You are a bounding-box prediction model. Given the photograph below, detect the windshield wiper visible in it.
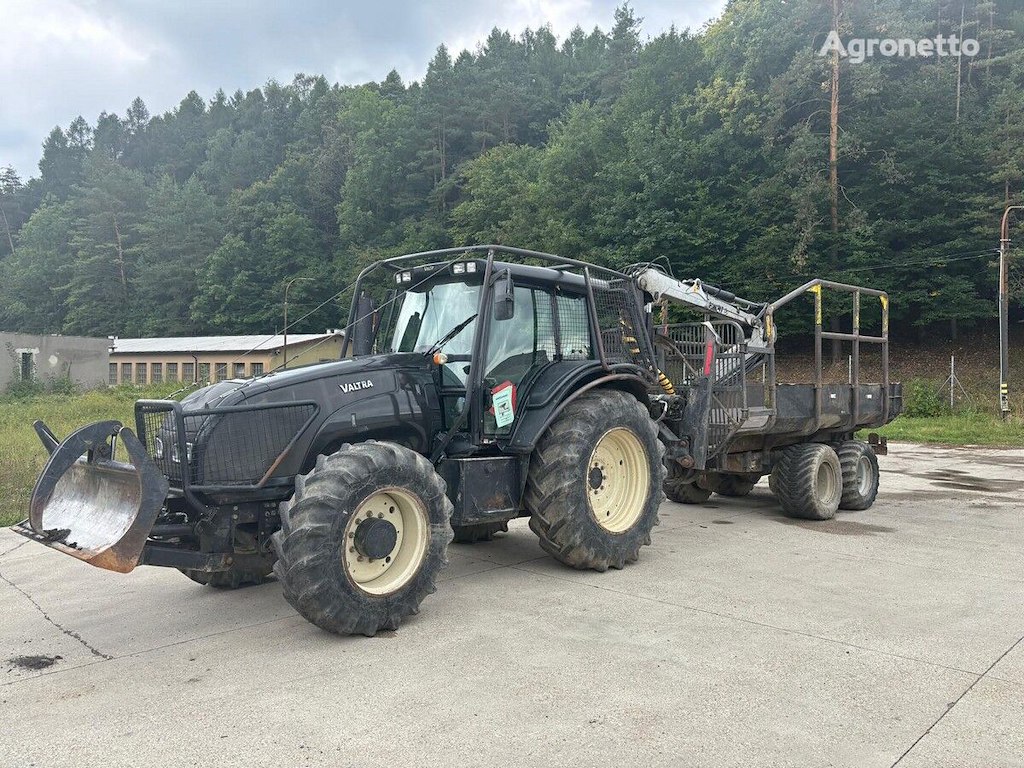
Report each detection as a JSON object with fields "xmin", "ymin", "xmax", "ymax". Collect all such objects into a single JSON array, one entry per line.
[{"xmin": 425, "ymin": 313, "xmax": 477, "ymax": 357}]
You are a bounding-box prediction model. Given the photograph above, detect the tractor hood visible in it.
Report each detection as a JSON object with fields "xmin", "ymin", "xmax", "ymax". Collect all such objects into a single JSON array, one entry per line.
[
  {"xmin": 179, "ymin": 353, "xmax": 434, "ymax": 410},
  {"xmin": 172, "ymin": 352, "xmax": 444, "ymax": 481}
]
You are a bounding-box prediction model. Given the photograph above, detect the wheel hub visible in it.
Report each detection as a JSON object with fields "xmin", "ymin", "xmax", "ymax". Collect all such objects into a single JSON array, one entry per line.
[
  {"xmin": 587, "ymin": 427, "xmax": 650, "ymax": 533},
  {"xmin": 342, "ymin": 488, "xmax": 429, "ymax": 596},
  {"xmin": 353, "ymin": 517, "xmax": 398, "ymax": 560}
]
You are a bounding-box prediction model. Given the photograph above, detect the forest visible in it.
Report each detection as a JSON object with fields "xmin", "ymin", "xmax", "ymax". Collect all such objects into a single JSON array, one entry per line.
[{"xmin": 0, "ymin": 0, "xmax": 1021, "ymax": 341}]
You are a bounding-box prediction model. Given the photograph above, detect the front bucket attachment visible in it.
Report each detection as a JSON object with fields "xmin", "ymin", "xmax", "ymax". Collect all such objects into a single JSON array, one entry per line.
[{"xmin": 17, "ymin": 420, "xmax": 169, "ymax": 573}]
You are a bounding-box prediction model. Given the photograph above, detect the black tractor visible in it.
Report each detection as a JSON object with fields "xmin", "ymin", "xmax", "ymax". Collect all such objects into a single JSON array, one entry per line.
[{"xmin": 17, "ymin": 246, "xmax": 900, "ymax": 635}]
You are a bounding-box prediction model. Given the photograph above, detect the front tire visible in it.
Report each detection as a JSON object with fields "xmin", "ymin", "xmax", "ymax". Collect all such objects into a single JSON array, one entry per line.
[
  {"xmin": 452, "ymin": 521, "xmax": 509, "ymax": 543},
  {"xmin": 525, "ymin": 390, "xmax": 665, "ymax": 571},
  {"xmin": 714, "ymin": 474, "xmax": 758, "ymax": 498},
  {"xmin": 272, "ymin": 441, "xmax": 453, "ymax": 636},
  {"xmin": 180, "ymin": 529, "xmax": 275, "ymax": 589},
  {"xmin": 665, "ymin": 479, "xmax": 713, "ymax": 504},
  {"xmin": 836, "ymin": 440, "xmax": 879, "ymax": 510}
]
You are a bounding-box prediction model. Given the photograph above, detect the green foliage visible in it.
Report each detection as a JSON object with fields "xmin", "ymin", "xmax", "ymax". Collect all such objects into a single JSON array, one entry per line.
[
  {"xmin": 0, "ymin": 384, "xmax": 184, "ymax": 525},
  {"xmin": 0, "ymin": 1, "xmax": 1022, "ymax": 339},
  {"xmin": 863, "ymin": 412, "xmax": 1024, "ymax": 446},
  {"xmin": 901, "ymin": 379, "xmax": 950, "ymax": 418}
]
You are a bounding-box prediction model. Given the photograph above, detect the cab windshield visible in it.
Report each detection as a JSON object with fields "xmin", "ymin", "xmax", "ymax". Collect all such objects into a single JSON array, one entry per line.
[{"xmin": 388, "ymin": 280, "xmax": 481, "ymax": 356}]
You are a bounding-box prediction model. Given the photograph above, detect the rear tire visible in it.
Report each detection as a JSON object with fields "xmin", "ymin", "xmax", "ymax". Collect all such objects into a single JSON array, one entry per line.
[
  {"xmin": 525, "ymin": 390, "xmax": 665, "ymax": 571},
  {"xmin": 773, "ymin": 443, "xmax": 842, "ymax": 521},
  {"xmin": 452, "ymin": 521, "xmax": 509, "ymax": 543},
  {"xmin": 836, "ymin": 440, "xmax": 879, "ymax": 510},
  {"xmin": 272, "ymin": 441, "xmax": 453, "ymax": 636},
  {"xmin": 715, "ymin": 474, "xmax": 758, "ymax": 498}
]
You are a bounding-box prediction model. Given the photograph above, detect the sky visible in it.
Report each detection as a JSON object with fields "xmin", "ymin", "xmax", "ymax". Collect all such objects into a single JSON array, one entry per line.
[{"xmin": 1, "ymin": 0, "xmax": 727, "ymax": 180}]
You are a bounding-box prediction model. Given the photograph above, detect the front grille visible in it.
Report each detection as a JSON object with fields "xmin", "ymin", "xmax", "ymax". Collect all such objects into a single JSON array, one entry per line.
[{"xmin": 137, "ymin": 401, "xmax": 317, "ymax": 487}]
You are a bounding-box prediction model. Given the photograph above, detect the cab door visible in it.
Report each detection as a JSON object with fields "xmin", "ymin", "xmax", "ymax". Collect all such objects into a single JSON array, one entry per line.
[{"xmin": 480, "ymin": 283, "xmax": 600, "ymax": 438}]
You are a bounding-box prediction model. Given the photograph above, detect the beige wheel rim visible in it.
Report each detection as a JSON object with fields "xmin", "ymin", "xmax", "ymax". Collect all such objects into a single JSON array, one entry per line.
[
  {"xmin": 587, "ymin": 427, "xmax": 650, "ymax": 533},
  {"xmin": 342, "ymin": 488, "xmax": 429, "ymax": 595},
  {"xmin": 856, "ymin": 456, "xmax": 873, "ymax": 496},
  {"xmin": 816, "ymin": 461, "xmax": 839, "ymax": 504}
]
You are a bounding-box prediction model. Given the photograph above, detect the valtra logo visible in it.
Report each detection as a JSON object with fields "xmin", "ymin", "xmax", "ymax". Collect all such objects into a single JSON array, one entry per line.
[{"xmin": 339, "ymin": 379, "xmax": 374, "ymax": 394}]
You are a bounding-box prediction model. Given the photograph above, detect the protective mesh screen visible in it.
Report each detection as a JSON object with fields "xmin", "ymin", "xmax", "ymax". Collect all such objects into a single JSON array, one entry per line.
[
  {"xmin": 590, "ymin": 278, "xmax": 656, "ymax": 370},
  {"xmin": 137, "ymin": 402, "xmax": 316, "ymax": 487}
]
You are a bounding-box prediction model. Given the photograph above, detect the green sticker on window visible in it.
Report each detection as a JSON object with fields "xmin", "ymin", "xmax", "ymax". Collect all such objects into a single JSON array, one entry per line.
[{"xmin": 492, "ymin": 384, "xmax": 515, "ymax": 428}]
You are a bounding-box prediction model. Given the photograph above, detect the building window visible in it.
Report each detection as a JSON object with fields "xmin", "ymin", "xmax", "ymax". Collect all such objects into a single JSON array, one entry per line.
[
  {"xmin": 121, "ymin": 363, "xmax": 132, "ymax": 383},
  {"xmin": 198, "ymin": 363, "xmax": 210, "ymax": 383},
  {"xmin": 250, "ymin": 362, "xmax": 264, "ymax": 377},
  {"xmin": 151, "ymin": 362, "xmax": 163, "ymax": 383},
  {"xmin": 166, "ymin": 362, "xmax": 178, "ymax": 382},
  {"xmin": 215, "ymin": 363, "xmax": 228, "ymax": 381},
  {"xmin": 135, "ymin": 362, "xmax": 147, "ymax": 385},
  {"xmin": 19, "ymin": 352, "xmax": 34, "ymax": 381},
  {"xmin": 233, "ymin": 362, "xmax": 246, "ymax": 378},
  {"xmin": 109, "ymin": 363, "xmax": 117, "ymax": 385},
  {"xmin": 183, "ymin": 362, "xmax": 195, "ymax": 382}
]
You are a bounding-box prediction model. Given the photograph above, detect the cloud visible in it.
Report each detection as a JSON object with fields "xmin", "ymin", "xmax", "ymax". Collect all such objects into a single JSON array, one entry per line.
[{"xmin": 0, "ymin": 0, "xmax": 726, "ymax": 179}]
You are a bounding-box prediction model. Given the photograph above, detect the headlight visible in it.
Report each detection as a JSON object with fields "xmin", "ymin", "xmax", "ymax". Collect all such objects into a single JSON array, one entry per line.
[{"xmin": 170, "ymin": 442, "xmax": 194, "ymax": 463}]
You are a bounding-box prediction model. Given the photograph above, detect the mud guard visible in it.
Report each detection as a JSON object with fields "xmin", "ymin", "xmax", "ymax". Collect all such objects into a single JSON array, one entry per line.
[{"xmin": 14, "ymin": 420, "xmax": 169, "ymax": 573}]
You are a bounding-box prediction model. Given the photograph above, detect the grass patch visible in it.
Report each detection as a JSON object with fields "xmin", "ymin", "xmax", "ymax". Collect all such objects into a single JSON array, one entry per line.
[
  {"xmin": 862, "ymin": 412, "xmax": 1024, "ymax": 447},
  {"xmin": 0, "ymin": 384, "xmax": 185, "ymax": 527}
]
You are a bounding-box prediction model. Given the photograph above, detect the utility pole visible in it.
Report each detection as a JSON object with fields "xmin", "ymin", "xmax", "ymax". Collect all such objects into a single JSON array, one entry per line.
[
  {"xmin": 999, "ymin": 206, "xmax": 1023, "ymax": 420},
  {"xmin": 828, "ymin": 0, "xmax": 842, "ymax": 363},
  {"xmin": 283, "ymin": 276, "xmax": 314, "ymax": 370}
]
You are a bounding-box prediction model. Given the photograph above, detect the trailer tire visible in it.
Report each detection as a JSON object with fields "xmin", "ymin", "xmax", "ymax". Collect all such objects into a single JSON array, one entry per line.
[
  {"xmin": 272, "ymin": 441, "xmax": 453, "ymax": 636},
  {"xmin": 715, "ymin": 474, "xmax": 758, "ymax": 498},
  {"xmin": 774, "ymin": 443, "xmax": 842, "ymax": 521},
  {"xmin": 452, "ymin": 521, "xmax": 509, "ymax": 543},
  {"xmin": 836, "ymin": 440, "xmax": 879, "ymax": 510},
  {"xmin": 526, "ymin": 390, "xmax": 665, "ymax": 571}
]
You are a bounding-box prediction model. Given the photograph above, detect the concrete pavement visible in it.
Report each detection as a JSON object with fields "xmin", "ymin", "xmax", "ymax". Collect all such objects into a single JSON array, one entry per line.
[{"xmin": 1, "ymin": 442, "xmax": 1021, "ymax": 767}]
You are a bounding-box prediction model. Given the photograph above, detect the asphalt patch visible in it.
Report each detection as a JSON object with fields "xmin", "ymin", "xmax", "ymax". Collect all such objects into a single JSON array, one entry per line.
[{"xmin": 7, "ymin": 654, "xmax": 63, "ymax": 671}]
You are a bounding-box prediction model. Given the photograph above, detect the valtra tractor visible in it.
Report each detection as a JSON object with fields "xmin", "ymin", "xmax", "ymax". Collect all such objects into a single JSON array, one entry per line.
[{"xmin": 15, "ymin": 246, "xmax": 900, "ymax": 635}]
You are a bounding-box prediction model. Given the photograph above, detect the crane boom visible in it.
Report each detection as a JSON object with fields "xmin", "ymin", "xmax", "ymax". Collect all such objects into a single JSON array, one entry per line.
[{"xmin": 632, "ymin": 268, "xmax": 763, "ymax": 330}]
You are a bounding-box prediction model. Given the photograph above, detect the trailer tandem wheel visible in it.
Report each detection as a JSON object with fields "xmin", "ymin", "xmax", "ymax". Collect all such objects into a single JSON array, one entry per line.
[
  {"xmin": 836, "ymin": 440, "xmax": 880, "ymax": 511},
  {"xmin": 772, "ymin": 443, "xmax": 842, "ymax": 521}
]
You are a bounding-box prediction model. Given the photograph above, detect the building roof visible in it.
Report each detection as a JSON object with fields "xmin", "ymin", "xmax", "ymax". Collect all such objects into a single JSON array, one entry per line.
[{"xmin": 111, "ymin": 332, "xmax": 342, "ymax": 355}]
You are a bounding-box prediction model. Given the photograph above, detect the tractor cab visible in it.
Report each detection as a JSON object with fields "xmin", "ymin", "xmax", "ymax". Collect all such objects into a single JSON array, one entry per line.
[{"xmin": 352, "ymin": 253, "xmax": 613, "ymax": 453}]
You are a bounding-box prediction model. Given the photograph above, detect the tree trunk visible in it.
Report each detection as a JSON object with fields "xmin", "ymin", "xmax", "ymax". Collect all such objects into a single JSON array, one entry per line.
[
  {"xmin": 112, "ymin": 215, "xmax": 129, "ymax": 300},
  {"xmin": 0, "ymin": 203, "xmax": 15, "ymax": 257},
  {"xmin": 955, "ymin": 4, "xmax": 965, "ymax": 122}
]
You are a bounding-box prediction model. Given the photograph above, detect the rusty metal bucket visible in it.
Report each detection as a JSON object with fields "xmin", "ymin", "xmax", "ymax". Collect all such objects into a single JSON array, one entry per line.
[{"xmin": 14, "ymin": 420, "xmax": 169, "ymax": 573}]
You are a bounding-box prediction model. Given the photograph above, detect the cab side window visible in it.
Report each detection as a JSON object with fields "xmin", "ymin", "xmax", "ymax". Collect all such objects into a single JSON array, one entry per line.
[{"xmin": 485, "ymin": 286, "xmax": 552, "ymax": 384}]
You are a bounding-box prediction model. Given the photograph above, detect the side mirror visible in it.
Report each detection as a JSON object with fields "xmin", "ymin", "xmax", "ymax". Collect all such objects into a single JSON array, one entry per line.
[{"xmin": 493, "ymin": 269, "xmax": 515, "ymax": 321}]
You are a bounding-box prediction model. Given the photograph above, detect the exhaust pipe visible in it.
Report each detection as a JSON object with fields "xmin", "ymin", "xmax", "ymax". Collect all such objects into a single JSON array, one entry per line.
[{"xmin": 14, "ymin": 420, "xmax": 169, "ymax": 573}]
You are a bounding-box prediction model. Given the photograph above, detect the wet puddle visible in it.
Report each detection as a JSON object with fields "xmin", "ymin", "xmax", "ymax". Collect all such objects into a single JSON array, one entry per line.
[
  {"xmin": 919, "ymin": 469, "xmax": 1023, "ymax": 494},
  {"xmin": 776, "ymin": 518, "xmax": 895, "ymax": 536}
]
